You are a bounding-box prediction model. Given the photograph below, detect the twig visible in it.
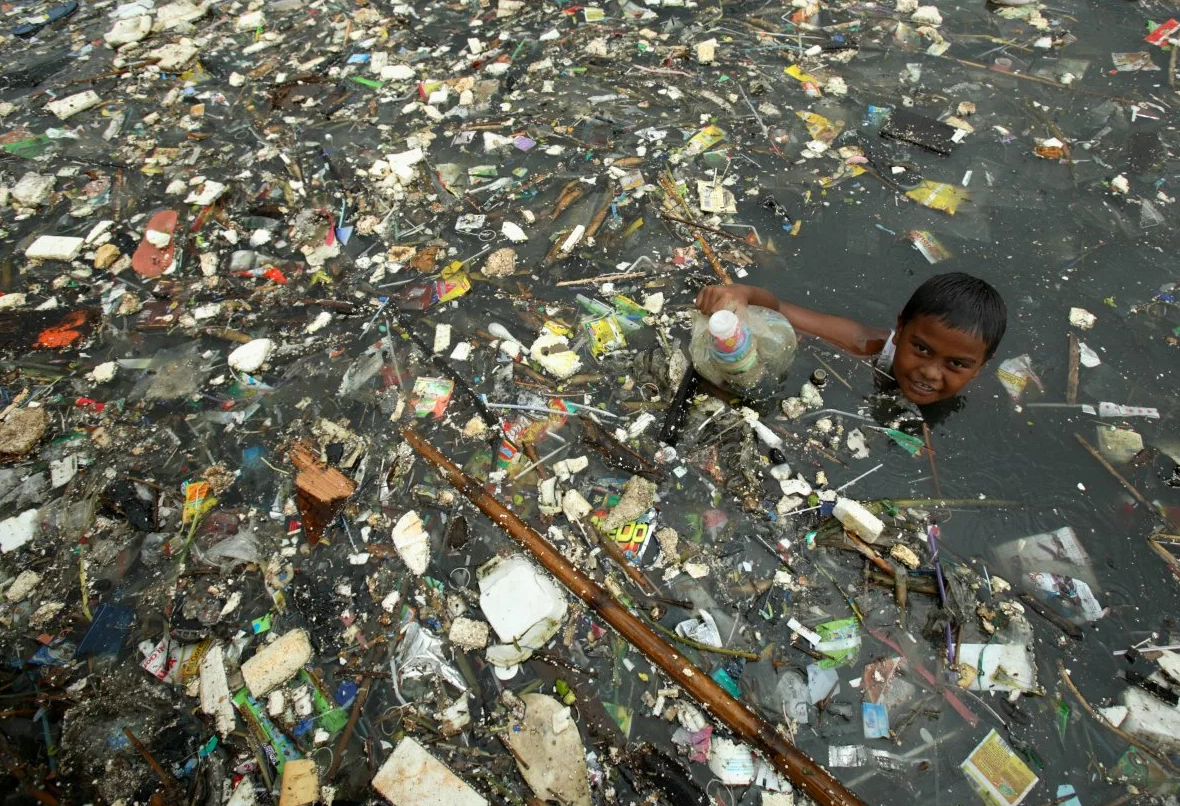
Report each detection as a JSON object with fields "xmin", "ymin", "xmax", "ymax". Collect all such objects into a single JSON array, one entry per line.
[
  {"xmin": 890, "ymin": 498, "xmax": 1018, "ymax": 509},
  {"xmin": 926, "ymin": 525, "xmax": 956, "ymax": 667},
  {"xmin": 123, "ymin": 727, "xmax": 183, "ymax": 799},
  {"xmin": 554, "ymin": 271, "xmax": 648, "ymax": 287},
  {"xmin": 581, "ymin": 519, "xmax": 660, "ymax": 597},
  {"xmin": 658, "ymin": 212, "xmax": 770, "ymax": 252},
  {"xmin": 1057, "ymin": 660, "xmax": 1180, "ymax": 773},
  {"xmin": 0, "ymin": 389, "xmax": 30, "ymax": 422},
  {"xmin": 844, "ymin": 531, "xmax": 894, "ymax": 577},
  {"xmin": 922, "ymin": 423, "xmax": 942, "ymax": 498},
  {"xmin": 810, "ymin": 353, "xmax": 853, "ymax": 390},
  {"xmin": 657, "ymin": 174, "xmax": 731, "ymax": 285},
  {"xmin": 1018, "ymin": 592, "xmax": 1083, "ymax": 639},
  {"xmin": 328, "ymin": 658, "xmax": 375, "ymax": 781},
  {"xmin": 1066, "ymin": 333, "xmax": 1079, "ymax": 404},
  {"xmin": 645, "ymin": 617, "xmax": 760, "ymax": 660},
  {"xmin": 940, "ymin": 54, "xmax": 1138, "ymax": 102},
  {"xmin": 1075, "ymin": 434, "xmax": 1179, "ymax": 531}
]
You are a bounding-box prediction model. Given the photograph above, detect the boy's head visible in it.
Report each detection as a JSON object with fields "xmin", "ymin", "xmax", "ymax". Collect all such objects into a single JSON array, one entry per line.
[{"xmin": 891, "ymin": 273, "xmax": 1006, "ymax": 405}]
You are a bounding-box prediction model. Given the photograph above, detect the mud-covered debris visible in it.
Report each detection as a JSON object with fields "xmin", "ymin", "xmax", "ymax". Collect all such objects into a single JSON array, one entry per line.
[{"xmin": 0, "ymin": 407, "xmax": 49, "ymax": 457}]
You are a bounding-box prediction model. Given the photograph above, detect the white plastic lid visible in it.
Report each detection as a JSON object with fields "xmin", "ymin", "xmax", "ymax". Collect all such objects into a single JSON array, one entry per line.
[{"xmin": 708, "ymin": 309, "xmax": 739, "ymax": 340}]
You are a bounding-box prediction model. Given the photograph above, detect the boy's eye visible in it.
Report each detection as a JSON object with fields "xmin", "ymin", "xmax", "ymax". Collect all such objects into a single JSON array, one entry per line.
[
  {"xmin": 948, "ymin": 359, "xmax": 973, "ymax": 370},
  {"xmin": 912, "ymin": 341, "xmax": 930, "ymax": 355}
]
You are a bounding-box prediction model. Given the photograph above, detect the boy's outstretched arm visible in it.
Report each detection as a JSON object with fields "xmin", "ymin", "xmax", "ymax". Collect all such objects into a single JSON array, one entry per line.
[{"xmin": 695, "ymin": 284, "xmax": 890, "ymax": 357}]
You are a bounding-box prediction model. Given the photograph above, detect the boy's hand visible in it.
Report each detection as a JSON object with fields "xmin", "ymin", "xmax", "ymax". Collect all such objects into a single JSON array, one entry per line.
[{"xmin": 695, "ymin": 284, "xmax": 755, "ymax": 315}]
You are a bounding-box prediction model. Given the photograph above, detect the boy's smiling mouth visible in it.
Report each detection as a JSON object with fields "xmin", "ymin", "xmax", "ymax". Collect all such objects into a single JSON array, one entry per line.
[
  {"xmin": 901, "ymin": 375, "xmax": 940, "ymax": 402},
  {"xmin": 910, "ymin": 379, "xmax": 937, "ymax": 395}
]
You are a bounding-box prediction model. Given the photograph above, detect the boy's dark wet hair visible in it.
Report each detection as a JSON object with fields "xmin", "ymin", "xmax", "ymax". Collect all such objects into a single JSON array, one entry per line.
[{"xmin": 899, "ymin": 272, "xmax": 1007, "ymax": 358}]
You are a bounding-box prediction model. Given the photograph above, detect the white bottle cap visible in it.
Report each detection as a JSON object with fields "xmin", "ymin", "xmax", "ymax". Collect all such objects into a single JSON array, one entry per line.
[{"xmin": 708, "ymin": 309, "xmax": 739, "ymax": 340}]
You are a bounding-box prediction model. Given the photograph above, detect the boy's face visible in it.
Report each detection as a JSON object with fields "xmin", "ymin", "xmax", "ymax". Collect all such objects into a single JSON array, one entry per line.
[{"xmin": 891, "ymin": 314, "xmax": 990, "ymax": 404}]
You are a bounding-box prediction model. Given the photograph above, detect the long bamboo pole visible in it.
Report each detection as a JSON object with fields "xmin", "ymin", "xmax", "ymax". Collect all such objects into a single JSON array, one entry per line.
[{"xmin": 402, "ymin": 428, "xmax": 866, "ymax": 806}]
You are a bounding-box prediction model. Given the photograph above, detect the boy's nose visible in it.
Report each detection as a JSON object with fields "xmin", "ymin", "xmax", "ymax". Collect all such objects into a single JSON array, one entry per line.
[{"xmin": 919, "ymin": 364, "xmax": 941, "ymax": 382}]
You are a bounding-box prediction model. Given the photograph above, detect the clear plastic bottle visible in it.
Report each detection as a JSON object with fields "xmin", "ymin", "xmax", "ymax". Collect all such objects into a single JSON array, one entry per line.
[{"xmin": 689, "ymin": 305, "xmax": 797, "ymax": 398}]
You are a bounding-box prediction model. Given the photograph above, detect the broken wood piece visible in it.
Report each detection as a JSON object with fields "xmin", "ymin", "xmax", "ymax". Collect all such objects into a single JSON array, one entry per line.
[
  {"xmin": 290, "ymin": 443, "xmax": 357, "ymax": 501},
  {"xmin": 123, "ymin": 727, "xmax": 183, "ymax": 800},
  {"xmin": 844, "ymin": 531, "xmax": 894, "ymax": 577},
  {"xmin": 1066, "ymin": 333, "xmax": 1079, "ymax": 404},
  {"xmin": 402, "ymin": 427, "xmax": 867, "ymax": 806},
  {"xmin": 289, "ymin": 442, "xmax": 357, "ymax": 544},
  {"xmin": 580, "ymin": 416, "xmax": 661, "ymax": 481},
  {"xmin": 1018, "ymin": 592, "xmax": 1082, "ymax": 640},
  {"xmin": 1075, "ymin": 433, "xmax": 1179, "ymax": 531}
]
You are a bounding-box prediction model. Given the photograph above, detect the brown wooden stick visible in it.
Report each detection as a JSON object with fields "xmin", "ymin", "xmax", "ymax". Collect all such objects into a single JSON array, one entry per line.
[
  {"xmin": 646, "ymin": 617, "xmax": 761, "ymax": 660},
  {"xmin": 1057, "ymin": 660, "xmax": 1180, "ymax": 773},
  {"xmin": 844, "ymin": 531, "xmax": 894, "ymax": 577},
  {"xmin": 328, "ymin": 672, "xmax": 373, "ymax": 781},
  {"xmin": 1147, "ymin": 533, "xmax": 1180, "ymax": 577},
  {"xmin": 1075, "ymin": 434, "xmax": 1179, "ymax": 531},
  {"xmin": 694, "ymin": 232, "xmax": 732, "ymax": 286},
  {"xmin": 402, "ymin": 427, "xmax": 866, "ymax": 806},
  {"xmin": 591, "ymin": 521, "xmax": 660, "ymax": 597},
  {"xmin": 869, "ymin": 570, "xmax": 937, "ymax": 596},
  {"xmin": 658, "ymin": 212, "xmax": 771, "ymax": 252},
  {"xmin": 940, "ymin": 55, "xmax": 1137, "ymax": 102},
  {"xmin": 1066, "ymin": 333, "xmax": 1080, "ymax": 404},
  {"xmin": 1017, "ymin": 592, "xmax": 1083, "ymax": 639},
  {"xmin": 123, "ymin": 728, "xmax": 182, "ymax": 801},
  {"xmin": 922, "ymin": 422, "xmax": 942, "ymax": 498},
  {"xmin": 657, "ymin": 174, "xmax": 731, "ymax": 285},
  {"xmin": 0, "ymin": 736, "xmax": 59, "ymax": 806}
]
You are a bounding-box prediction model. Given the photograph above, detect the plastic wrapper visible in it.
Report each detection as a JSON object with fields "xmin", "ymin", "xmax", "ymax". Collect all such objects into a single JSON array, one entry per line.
[{"xmin": 395, "ymin": 622, "xmax": 467, "ymax": 692}]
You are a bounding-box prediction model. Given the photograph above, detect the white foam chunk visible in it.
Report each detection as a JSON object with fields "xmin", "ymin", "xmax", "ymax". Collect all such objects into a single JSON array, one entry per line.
[
  {"xmin": 832, "ymin": 498, "xmax": 885, "ymax": 543},
  {"xmin": 241, "ymin": 629, "xmax": 312, "ymax": 697},
  {"xmin": 45, "ymin": 91, "xmax": 101, "ymax": 120},
  {"xmin": 372, "ymin": 737, "xmax": 488, "ymax": 806},
  {"xmin": 199, "ymin": 643, "xmax": 235, "ymax": 737},
  {"xmin": 26, "ymin": 236, "xmax": 84, "ymax": 261}
]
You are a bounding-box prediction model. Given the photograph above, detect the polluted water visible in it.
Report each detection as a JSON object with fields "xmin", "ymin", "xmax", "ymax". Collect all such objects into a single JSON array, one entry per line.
[{"xmin": 0, "ymin": 0, "xmax": 1178, "ymax": 805}]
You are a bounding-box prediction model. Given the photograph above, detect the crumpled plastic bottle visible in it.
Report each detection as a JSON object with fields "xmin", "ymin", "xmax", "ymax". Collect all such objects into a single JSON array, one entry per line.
[{"xmin": 689, "ymin": 305, "xmax": 798, "ymax": 399}]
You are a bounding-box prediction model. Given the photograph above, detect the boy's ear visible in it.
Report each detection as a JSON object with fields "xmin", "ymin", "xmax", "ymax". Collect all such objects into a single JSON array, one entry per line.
[{"xmin": 893, "ymin": 315, "xmax": 904, "ymax": 342}]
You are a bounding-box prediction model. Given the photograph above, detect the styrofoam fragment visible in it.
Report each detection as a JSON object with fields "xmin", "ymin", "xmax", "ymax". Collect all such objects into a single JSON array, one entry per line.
[
  {"xmin": 12, "ymin": 173, "xmax": 55, "ymax": 206},
  {"xmin": 433, "ymin": 324, "xmax": 452, "ymax": 354},
  {"xmin": 501, "ymin": 221, "xmax": 528, "ymax": 242},
  {"xmin": 45, "ymin": 91, "xmax": 101, "ymax": 120},
  {"xmin": 199, "ymin": 643, "xmax": 235, "ymax": 737},
  {"xmin": 833, "ymin": 498, "xmax": 885, "ymax": 543},
  {"xmin": 372, "ymin": 737, "xmax": 488, "ymax": 806},
  {"xmin": 26, "ymin": 236, "xmax": 84, "ymax": 261},
  {"xmin": 241, "ymin": 629, "xmax": 313, "ymax": 697},
  {"xmin": 5, "ymin": 570, "xmax": 42, "ymax": 602},
  {"xmin": 561, "ymin": 489, "xmax": 591, "ymax": 522},
  {"xmin": 392, "ymin": 510, "xmax": 430, "ymax": 575},
  {"xmin": 448, "ymin": 617, "xmax": 490, "ymax": 650},
  {"xmin": 228, "ymin": 339, "xmax": 274, "ymax": 372},
  {"xmin": 105, "ymin": 15, "xmax": 151, "ymax": 45}
]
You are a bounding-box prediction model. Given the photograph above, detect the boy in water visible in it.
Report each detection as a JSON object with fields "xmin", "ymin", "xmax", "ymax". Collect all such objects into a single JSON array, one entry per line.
[{"xmin": 695, "ymin": 272, "xmax": 1007, "ymax": 405}]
